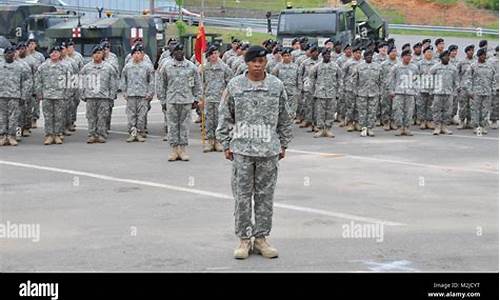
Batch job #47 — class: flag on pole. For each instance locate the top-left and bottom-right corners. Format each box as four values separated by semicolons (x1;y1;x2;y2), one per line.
194;18;207;65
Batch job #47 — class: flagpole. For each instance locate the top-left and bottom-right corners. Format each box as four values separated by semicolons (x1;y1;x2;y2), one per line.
200;0;207;146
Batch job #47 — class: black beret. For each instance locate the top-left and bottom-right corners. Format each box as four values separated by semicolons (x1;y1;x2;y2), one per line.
27;38;38;44
324;38;334;45
101;42;110;49
464;44;475;52
60;41;67;49
435;38;444;46
401;49;412;57
272;46;282;54
232;38;241;44
302;43;310;51
205;45;218;58
343;43;352;51
173;43;184;51
67;39;75;46
282;47;293;55
334;40;342;46
4;46;15;53
447;44;458;52
240;43;250;51
130;44;144;54
308;44;319;52
167;38;177;44
299;37;308;43
321;47;331;55
364;50;374;57
244;45;267;63
423;45;433;53
291;38;300;45
439;50;450;59
477;48;487;57
402;43;411;50
422;38;431;44
49;46;62;54
413;42;422;49
91;45;103;54
387;38;395;45
479;40;488;48
352;46;362;52
16;42;26;50
377;42;386;49
388;45;397;53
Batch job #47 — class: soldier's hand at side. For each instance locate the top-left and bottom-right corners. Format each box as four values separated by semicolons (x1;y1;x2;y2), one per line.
192;101;199;110
224;149;234;161
279;147;286;160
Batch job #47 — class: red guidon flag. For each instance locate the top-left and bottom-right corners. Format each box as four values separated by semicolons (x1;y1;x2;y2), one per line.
194;19;207;64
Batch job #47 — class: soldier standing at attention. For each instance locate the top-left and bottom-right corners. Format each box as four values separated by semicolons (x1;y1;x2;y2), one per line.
158;43;201;161
417;45;437;130
26;39;45;129
352;50;382;137
272;47;300;122
309;48;342;138
222;38;241;64
35;46;70;145
429;50;459;135
201;45;233;153
456;45;475;129
15;42;35;140
298;45;319;131
121;45;155;143
343;46;362;132
216;45;293;260
488;46;499;129
0;46;31;146
388;49;419;136
79;46;118;144
463;48;497;136
412;42;423;64
381;46;399;131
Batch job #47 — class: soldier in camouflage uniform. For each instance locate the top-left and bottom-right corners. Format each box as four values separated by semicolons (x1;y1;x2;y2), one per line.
66;40;85;132
343;46;362;132
388;49;419;136
309;48;342;138
216;45;293;260
272;47;299;123
26;39;45;128
201;46;233;153
60;42;80;138
222;38;241;64
15;42;35;140
489;46;499;129
416;45;437;130
35;46;70;145
0;46;31;146
381;46;399;131
412;42;423;64
121;45;155;143
102;41;120;133
298;45;320;130
291;37;306;61
429;51;459;135
373;43;387;64
447;44;460;125
265;46;282;74
79;46;118;144
230;44;249;74
456;45;475;129
336;44;353;126
352;50;382;137
158;43;202;161
463;48;497;135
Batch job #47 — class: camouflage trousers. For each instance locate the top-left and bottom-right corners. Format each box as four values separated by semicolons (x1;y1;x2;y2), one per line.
358;96;378;129
490;90;499;121
42;99;65;135
337;93;346;119
285;91;298;120
65;95;80;127
393;95;415;128
417;92;434;122
161;103;168;135
450;94;459;122
303;91;314;123
315;97;336;129
345;91;359;123
86;99;113;138
458;89;471;122
231;154;279;239
106;101;114;131
380;91;393;123
296;91;305;120
126;96;149;133
32;97;40;120
16;99;30;131
167;103;191;146
0;98;20;136
145;101;152;130
470;95;491;128
432;94;453;124
204;101;219;140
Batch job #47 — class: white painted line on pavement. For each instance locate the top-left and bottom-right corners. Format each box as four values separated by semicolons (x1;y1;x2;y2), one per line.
0;160;405;226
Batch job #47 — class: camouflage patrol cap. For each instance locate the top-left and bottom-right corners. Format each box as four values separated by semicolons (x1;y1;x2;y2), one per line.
244;45;267;62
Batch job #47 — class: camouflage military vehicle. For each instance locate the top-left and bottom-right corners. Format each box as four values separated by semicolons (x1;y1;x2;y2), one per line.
0;4;57;45
45;15;166;69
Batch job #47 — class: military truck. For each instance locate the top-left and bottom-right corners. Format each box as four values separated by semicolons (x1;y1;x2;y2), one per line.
0;4;57;45
277;0;388;48
45;15;166;69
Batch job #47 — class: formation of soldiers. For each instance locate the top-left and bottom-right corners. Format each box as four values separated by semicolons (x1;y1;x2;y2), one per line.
1;36;498;149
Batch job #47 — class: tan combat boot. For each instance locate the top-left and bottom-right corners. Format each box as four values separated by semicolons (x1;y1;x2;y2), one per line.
126;135;136;143
54;135;63;144
7;136;18;146
44;135;54;145
203;140;214;152
136;135;146;142
234;239;252;259
313;129;324;138
325;129;335;138
383;121;390;131
346;122;354;132
390;121;398;130
456;120;465;130
31;119;37;128
96;136;106;143
440;124;453;135
427;121;435;129
299;121;311;128
63;129;72;136
214;140;224;152
338;118;346;127
420;122;427;130
253;237;279;258
404;127;413;136
22;128;31;137
367;128;375;137
168;146;179;161
0;136;7;146
178;146;190;161
87;135;97;144
354;122;362;132
433;123;441;135
395;127;404;136
490;121;498;129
